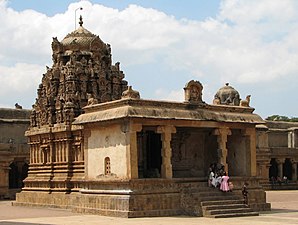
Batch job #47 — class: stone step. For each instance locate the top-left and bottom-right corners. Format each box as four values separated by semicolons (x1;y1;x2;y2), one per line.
203;203;248;211
199;191;235;197
192;191;233;197
201;199;244;206
205;207;254;216
199;195;240;202
209;211;259;218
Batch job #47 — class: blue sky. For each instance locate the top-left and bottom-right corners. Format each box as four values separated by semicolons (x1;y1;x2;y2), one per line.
1;0;298;118
8;0;221;20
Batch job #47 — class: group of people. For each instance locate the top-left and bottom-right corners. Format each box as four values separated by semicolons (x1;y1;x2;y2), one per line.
208;163;250;204
208;163;232;192
270;176;288;186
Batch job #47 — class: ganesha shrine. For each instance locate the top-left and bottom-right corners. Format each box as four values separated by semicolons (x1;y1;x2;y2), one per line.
15;16;271;218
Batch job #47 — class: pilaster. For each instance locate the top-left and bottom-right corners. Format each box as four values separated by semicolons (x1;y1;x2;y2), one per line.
242;127;257;176
291;160;297;181
125;123;142;179
276;158;284;179
213;127;231;173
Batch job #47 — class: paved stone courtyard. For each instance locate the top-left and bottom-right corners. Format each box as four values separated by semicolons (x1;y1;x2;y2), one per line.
0;190;297;225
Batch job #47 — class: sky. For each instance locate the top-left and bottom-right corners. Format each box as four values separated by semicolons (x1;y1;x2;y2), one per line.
0;0;298;119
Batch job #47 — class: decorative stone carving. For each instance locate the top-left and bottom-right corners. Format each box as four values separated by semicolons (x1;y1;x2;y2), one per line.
29;16;128;128
240;95;251;107
213;83;240;106
184;80;203;104
122;86;140;99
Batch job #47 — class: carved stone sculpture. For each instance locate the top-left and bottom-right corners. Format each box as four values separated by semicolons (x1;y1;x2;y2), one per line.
122;86;140;99
29;16;128;128
184;80;204;104
240;95;251;107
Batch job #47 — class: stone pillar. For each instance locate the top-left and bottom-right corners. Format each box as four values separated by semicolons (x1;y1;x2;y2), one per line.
0;164;9;195
265;163;271;181
83;129;91;178
157;125;176;179
277;159;284;179
288;130;295;148
125;123;142;179
242;128;257;176
291;160;297;181
213;127;231;173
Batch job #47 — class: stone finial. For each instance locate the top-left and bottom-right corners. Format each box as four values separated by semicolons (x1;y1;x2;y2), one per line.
122;86;140;99
240;95;251;107
184;80;203;104
213;83;240;106
79;15;83;27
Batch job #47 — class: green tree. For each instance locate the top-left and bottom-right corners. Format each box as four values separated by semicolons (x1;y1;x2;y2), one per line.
266;115;298;122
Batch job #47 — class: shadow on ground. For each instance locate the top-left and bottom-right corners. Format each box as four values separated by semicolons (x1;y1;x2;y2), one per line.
0;222;51;225
262;208;298;214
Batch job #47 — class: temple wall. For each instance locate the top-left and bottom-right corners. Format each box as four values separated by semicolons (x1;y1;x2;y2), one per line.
227;130;247;176
172;130;208;178
0;108;30;199
87;124;128;179
203;132;218;173
268;131;288;147
256;130;269;149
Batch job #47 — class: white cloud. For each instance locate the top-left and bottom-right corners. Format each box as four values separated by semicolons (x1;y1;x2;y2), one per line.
218;0;297;24
0;63;43;107
0;0;297;117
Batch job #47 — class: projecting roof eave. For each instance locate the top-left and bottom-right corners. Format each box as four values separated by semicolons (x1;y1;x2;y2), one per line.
73;98;264;125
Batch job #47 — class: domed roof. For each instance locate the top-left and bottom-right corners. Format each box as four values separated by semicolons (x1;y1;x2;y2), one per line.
61;16;106;52
214;83;240;106
216;83;239;96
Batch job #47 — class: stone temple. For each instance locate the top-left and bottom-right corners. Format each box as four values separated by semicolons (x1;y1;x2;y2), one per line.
15;17;271;217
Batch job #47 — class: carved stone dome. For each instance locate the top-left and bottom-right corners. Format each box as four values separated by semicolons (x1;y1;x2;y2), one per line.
60;16;106;54
214;83;240;106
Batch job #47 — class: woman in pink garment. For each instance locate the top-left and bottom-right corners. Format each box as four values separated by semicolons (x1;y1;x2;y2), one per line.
220;172;230;192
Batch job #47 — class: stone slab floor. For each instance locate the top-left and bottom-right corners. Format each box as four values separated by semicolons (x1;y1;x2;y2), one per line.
0;190;297;225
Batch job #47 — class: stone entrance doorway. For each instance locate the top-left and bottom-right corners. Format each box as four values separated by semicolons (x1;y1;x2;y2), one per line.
138;130;162;178
9;162;28;189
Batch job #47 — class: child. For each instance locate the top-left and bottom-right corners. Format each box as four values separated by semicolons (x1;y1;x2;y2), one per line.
242;182;249;205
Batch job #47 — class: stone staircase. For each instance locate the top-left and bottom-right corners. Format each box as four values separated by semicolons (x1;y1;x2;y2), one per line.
180;182;259;218
201;200;259;218
200;187;259;218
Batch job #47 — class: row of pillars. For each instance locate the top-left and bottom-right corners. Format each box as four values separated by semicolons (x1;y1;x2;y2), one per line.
127;124;256;179
276;158;298;181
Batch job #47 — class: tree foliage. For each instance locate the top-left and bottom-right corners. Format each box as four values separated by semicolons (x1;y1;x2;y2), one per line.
266;115;298;122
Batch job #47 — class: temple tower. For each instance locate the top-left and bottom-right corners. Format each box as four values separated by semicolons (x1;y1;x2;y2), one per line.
24;16;127;193
31;16;127;127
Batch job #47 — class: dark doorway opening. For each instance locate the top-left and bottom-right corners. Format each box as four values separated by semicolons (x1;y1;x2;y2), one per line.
9;161;29;189
283;158;292;180
9;162;19;189
141;130;162;178
269;158;278;179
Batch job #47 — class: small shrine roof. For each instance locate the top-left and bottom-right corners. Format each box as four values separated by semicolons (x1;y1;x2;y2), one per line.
73;98;264;125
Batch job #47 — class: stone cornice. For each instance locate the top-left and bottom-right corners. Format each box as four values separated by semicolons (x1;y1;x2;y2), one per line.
74;98;264;125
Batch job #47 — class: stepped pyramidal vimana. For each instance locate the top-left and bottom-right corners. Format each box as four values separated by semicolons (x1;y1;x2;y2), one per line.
10;15;298;218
